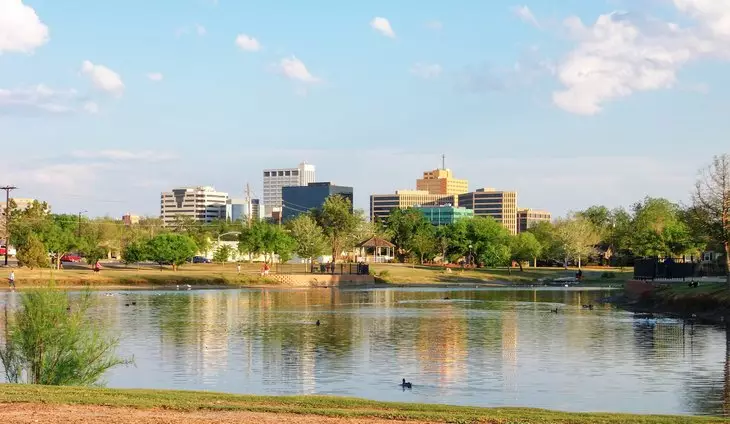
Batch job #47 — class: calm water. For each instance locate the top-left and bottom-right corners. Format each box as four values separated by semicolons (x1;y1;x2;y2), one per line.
1;287;729;416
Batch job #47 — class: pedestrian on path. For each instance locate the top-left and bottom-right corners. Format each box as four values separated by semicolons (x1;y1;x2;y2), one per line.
236;263;241;274
8;270;15;290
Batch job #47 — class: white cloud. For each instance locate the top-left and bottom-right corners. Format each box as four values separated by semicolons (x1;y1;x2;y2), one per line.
83;101;99;114
370;17;396;38
0;84;96;115
81;60;124;96
277;56;319;83
513;5;539;27
425;20;443;31
71;150;177;162
147;72;163;82
0;0;49;54
552;3;730;115
410;63;442;79
235;34;261;52
195;24;206;36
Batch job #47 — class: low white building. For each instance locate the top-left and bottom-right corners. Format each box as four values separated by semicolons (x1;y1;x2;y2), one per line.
160;186;228;226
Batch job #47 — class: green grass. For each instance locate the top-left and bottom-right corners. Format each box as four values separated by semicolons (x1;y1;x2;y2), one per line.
371;263;631;287
0;385;722;423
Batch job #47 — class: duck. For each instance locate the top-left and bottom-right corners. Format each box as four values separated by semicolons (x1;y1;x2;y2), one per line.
186;284;192;290
443;296;450;300
400;378;412;389
316;320;320;326
131;302;137;306
124;303;130;307
551;308;559;314
582;304;594;310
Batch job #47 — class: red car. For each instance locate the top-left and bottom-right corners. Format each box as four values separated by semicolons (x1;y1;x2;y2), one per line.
61;254;82;262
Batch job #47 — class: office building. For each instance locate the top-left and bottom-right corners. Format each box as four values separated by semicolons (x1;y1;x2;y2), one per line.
414;205;474;226
517;208;552;233
263;162;316;216
282;182;353;221
370;190;458;223
416;168;468;195
458;188;518;234
160;186;228;226
227;198;263;222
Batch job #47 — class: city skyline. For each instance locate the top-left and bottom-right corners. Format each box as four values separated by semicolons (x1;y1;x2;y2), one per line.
2;0;728;218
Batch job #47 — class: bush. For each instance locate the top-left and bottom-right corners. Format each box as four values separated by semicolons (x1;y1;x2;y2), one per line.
0;286;132;385
16;234;48;269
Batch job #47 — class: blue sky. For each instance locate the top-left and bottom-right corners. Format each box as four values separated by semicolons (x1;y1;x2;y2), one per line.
1;0;729;218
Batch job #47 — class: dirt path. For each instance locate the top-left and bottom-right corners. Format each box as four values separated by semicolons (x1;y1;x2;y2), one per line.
0;404;438;424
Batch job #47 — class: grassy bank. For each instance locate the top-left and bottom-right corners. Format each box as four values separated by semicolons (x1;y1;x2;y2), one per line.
632;282;730;322
0;385;722;423
4;262;631;290
370;263;631;287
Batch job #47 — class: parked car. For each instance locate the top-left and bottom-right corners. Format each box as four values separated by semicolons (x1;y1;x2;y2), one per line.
61;254;82;262
192;256;211;264
0;245;16;256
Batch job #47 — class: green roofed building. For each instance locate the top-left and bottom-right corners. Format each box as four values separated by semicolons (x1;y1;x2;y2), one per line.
413;205;474;226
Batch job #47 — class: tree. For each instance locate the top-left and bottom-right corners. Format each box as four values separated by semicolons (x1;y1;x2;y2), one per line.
468;217;512;267
409;226;437;264
121;240;148;267
212;244;234;264
629;197;697;257
693;154;730;286
386;208;432;261
510;233;542;271
0;287;131;385
527;221;559;263
554;216;600;268
287;215;327;263
146;233;197;271
262;223;295;263
435;226;451;263
312;196;359;263
171;215;211;255
16;234;48;269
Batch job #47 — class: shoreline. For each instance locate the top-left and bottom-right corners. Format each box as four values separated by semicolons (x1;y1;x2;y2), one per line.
0;385;723;423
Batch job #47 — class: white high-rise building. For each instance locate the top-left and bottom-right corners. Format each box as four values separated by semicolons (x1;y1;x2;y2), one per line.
160;186;228;226
262;162;315;215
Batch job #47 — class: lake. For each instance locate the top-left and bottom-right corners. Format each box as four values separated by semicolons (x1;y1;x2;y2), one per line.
1;287;728;416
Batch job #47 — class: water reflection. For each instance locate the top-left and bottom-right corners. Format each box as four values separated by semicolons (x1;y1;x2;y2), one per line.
0;287;728;416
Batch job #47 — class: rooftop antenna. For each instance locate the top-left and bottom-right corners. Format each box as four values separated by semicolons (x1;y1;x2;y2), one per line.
442;154;446;170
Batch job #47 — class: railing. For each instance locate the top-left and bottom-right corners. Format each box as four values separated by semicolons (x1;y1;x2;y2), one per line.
633;257;727;280
275;262;370;275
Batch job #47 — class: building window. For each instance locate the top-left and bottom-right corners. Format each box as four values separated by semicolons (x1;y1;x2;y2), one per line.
285;171;291;176
264;172;270;177
278;171;284;176
292;170;299;176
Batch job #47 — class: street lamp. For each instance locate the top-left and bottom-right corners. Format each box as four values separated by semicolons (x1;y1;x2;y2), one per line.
468;244;473;267
2;185;18;266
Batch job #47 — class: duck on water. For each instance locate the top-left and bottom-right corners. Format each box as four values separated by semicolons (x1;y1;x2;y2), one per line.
400;378;412;389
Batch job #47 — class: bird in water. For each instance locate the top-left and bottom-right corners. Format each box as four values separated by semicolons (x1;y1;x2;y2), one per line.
551;308;559;314
316;320;320;326
400;378;412;389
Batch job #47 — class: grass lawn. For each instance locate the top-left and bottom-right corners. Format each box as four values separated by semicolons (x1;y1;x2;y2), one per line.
0;385;722;424
370;263;631;286
4;262;631;289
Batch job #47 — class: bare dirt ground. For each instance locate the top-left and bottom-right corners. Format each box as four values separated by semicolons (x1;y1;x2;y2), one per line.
0;404;437;424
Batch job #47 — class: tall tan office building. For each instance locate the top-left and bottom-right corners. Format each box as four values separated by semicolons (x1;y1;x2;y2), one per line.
458;188;518;235
416;168;468;195
370;190;458;223
517;209;551;233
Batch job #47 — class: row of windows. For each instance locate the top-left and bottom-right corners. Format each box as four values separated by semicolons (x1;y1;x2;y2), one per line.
264;170;300;177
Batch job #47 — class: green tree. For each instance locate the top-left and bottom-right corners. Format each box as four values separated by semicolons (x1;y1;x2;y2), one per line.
386;208;433;262
554;215;600;268
147;233;198;271
0;287;131;385
287;215;327;263
692;154;730;286
468;217;512;267
510;232;542;271
213;244;234;264
312;196;359;263
262;223;295;263
16;234;49;269
435;226;451;263
527;221;559;263
121;240;148;267
630;197;697;257
238;220;267;262
409;226;437;264
171;215;211;255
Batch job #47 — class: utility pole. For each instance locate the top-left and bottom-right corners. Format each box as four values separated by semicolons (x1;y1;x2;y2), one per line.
1;185;18;266
77;210;87;238
244;183;252;228
442;154;446;170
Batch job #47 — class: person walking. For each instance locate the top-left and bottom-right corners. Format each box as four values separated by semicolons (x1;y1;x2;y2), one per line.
236;263;241;274
8;270;15;289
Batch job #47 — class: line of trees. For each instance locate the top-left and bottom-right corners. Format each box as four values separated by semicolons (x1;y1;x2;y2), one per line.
4;155;728;283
